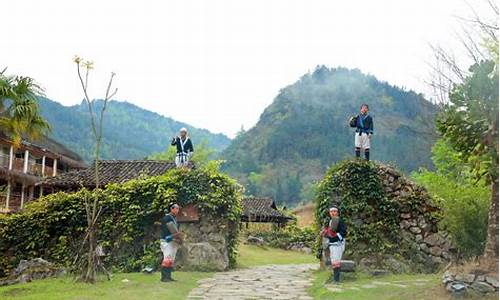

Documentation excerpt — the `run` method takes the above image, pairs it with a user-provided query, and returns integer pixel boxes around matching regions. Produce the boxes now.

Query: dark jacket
[356,114,374,135]
[328,218,347,243]
[171,137,194,154]
[160,214,178,240]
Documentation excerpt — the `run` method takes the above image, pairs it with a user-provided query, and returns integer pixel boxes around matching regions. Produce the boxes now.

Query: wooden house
[0,132,86,213]
[241,197,292,226]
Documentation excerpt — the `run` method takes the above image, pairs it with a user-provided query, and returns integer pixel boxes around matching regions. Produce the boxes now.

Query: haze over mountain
[37,66,438,207]
[38,98,231,162]
[222,66,438,205]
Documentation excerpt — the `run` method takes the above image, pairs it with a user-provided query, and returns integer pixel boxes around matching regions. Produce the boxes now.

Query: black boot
[161,267,174,282]
[166,268,176,282]
[160,267,168,282]
[162,267,176,282]
[333,267,341,283]
[364,150,370,161]
[355,147,361,158]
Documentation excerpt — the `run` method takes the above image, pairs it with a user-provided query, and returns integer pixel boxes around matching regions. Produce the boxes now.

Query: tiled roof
[242,197,292,223]
[39,160,176,188]
[0,131,84,163]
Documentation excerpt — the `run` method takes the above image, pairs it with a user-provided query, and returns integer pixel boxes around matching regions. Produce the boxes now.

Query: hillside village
[1,1,498,300]
[0,62,498,299]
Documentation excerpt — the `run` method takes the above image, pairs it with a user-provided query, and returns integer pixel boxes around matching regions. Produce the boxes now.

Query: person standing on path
[171,127,194,167]
[350,104,373,160]
[321,206,347,283]
[160,203,183,282]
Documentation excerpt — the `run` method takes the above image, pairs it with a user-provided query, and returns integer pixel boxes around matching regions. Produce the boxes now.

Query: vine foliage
[0,165,242,277]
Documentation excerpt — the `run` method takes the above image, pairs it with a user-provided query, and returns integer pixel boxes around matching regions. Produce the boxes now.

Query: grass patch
[308,269,498,300]
[237,243,317,268]
[0,244,317,300]
[0,271,212,300]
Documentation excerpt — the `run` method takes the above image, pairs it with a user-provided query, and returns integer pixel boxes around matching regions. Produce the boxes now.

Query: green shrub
[412,139,491,258]
[243,224,316,249]
[412,170,489,258]
[0,165,242,277]
[314,159,400,258]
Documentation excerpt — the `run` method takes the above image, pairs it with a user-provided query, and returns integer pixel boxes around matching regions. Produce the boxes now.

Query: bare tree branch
[73,56,117,283]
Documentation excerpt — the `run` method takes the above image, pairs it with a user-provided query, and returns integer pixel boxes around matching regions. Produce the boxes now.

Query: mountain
[222,66,438,206]
[38,98,231,162]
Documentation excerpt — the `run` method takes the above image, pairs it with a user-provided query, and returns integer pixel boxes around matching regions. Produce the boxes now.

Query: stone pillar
[8,146,13,170]
[53,159,57,176]
[23,150,29,173]
[20,185,25,209]
[41,155,46,177]
[5,181,10,209]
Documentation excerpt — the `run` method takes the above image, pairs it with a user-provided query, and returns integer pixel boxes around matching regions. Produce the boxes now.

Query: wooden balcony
[0,153,9,168]
[44,166,54,177]
[29,162,44,177]
[13,158,24,172]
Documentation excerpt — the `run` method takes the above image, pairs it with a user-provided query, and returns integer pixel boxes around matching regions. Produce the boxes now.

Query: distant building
[241,197,292,225]
[39,160,176,194]
[0,132,86,213]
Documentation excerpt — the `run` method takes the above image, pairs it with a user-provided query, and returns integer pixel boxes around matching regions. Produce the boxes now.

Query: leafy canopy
[437,59,499,182]
[0,71,50,146]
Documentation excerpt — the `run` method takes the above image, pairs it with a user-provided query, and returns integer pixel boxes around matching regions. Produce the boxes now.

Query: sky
[2,0,492,138]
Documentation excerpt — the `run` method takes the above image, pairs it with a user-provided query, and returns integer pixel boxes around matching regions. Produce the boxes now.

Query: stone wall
[442,270,499,296]
[376,165,454,270]
[174,214,234,271]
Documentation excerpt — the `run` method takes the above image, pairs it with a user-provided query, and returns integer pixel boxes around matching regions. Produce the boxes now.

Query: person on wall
[320,205,347,283]
[159,203,183,282]
[349,104,373,160]
[171,127,194,167]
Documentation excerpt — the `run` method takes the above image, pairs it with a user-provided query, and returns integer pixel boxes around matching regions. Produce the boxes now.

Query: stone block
[340,260,355,272]
[471,281,495,294]
[485,276,499,288]
[430,246,442,256]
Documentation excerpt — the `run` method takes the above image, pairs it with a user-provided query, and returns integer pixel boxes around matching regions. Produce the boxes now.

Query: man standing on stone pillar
[171,128,194,167]
[350,104,373,160]
[160,203,183,282]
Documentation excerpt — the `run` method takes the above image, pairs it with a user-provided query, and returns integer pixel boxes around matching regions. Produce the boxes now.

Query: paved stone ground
[325,278,433,293]
[187,264,318,300]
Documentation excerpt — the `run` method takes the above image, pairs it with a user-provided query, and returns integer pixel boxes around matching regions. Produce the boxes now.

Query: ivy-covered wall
[0,166,242,277]
[315,160,453,273]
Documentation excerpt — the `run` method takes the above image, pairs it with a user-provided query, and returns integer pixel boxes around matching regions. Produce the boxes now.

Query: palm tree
[0,69,50,146]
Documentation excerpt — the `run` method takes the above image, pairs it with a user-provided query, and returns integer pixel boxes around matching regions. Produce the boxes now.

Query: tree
[73,56,117,283]
[0,69,50,146]
[437,57,498,260]
[428,0,499,262]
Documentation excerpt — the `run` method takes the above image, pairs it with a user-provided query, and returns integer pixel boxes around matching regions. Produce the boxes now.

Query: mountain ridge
[221,65,437,205]
[38,97,231,162]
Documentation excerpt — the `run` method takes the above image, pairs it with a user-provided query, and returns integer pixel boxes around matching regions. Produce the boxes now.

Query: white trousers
[329,241,345,268]
[355,132,371,150]
[175,153,190,167]
[160,240,179,263]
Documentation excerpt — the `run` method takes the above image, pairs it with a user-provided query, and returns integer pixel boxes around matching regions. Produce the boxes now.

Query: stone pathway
[187,264,318,300]
[325,278,433,293]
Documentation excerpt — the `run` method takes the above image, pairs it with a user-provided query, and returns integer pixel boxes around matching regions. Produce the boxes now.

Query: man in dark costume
[351,104,374,160]
[159,203,183,282]
[321,205,347,283]
[171,127,194,167]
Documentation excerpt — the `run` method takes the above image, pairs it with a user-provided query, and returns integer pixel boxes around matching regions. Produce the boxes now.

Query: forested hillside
[222,66,437,205]
[38,98,231,162]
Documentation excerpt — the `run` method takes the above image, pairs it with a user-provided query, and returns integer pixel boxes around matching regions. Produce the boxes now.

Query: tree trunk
[484,178,499,260]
